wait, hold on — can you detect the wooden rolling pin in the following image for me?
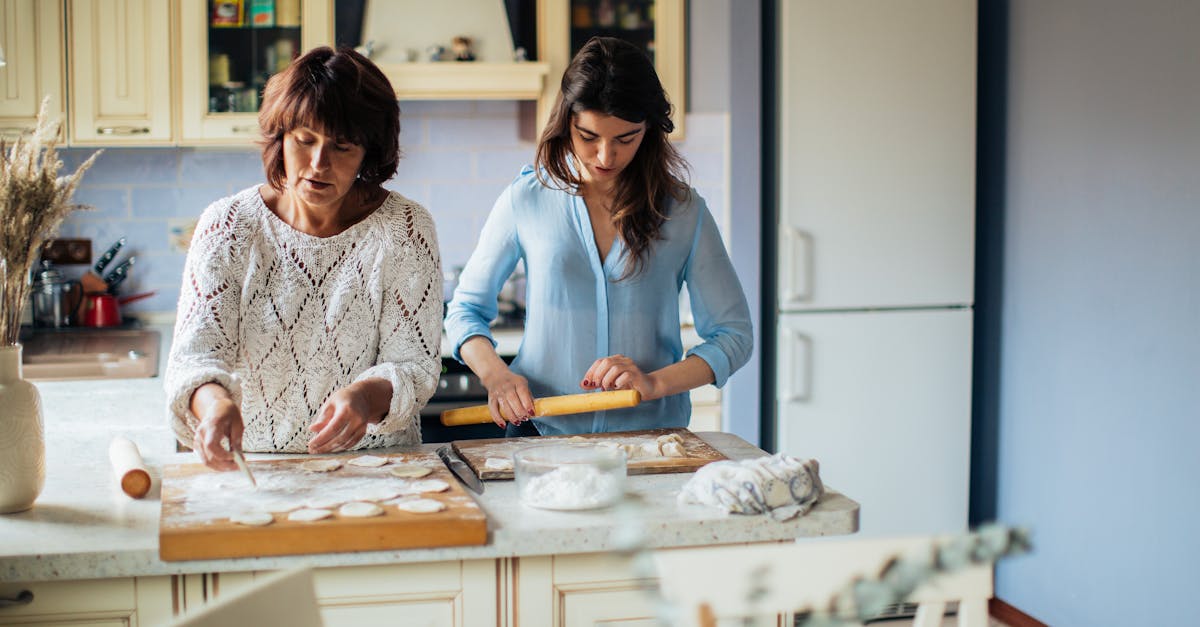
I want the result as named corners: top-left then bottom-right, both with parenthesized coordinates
top-left (109, 436), bottom-right (152, 499)
top-left (441, 389), bottom-right (642, 426)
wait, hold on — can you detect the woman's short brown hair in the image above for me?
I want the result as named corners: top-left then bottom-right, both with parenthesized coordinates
top-left (258, 46), bottom-right (400, 189)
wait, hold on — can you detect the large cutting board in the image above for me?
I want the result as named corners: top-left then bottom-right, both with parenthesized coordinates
top-left (453, 428), bottom-right (727, 480)
top-left (159, 451), bottom-right (486, 561)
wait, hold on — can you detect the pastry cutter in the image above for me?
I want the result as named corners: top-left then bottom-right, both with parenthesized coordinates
top-left (440, 389), bottom-right (641, 426)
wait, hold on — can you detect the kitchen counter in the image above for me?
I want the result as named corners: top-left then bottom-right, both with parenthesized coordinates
top-left (0, 378), bottom-right (859, 583)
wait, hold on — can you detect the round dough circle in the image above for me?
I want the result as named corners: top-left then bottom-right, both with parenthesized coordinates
top-left (408, 479), bottom-right (450, 494)
top-left (388, 464), bottom-right (432, 478)
top-left (338, 501), bottom-right (384, 518)
top-left (301, 459), bottom-right (343, 473)
top-left (393, 498), bottom-right (446, 514)
top-left (230, 512), bottom-right (274, 526)
top-left (305, 495), bottom-right (347, 510)
top-left (484, 457), bottom-right (513, 471)
top-left (288, 508), bottom-right (334, 522)
top-left (348, 455), bottom-right (389, 468)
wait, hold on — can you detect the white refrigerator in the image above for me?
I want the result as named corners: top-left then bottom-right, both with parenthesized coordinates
top-left (774, 0), bottom-right (977, 536)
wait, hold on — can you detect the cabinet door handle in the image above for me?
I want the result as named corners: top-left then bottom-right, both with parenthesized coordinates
top-left (780, 225), bottom-right (814, 306)
top-left (0, 590), bottom-right (34, 608)
top-left (781, 328), bottom-right (812, 402)
top-left (97, 126), bottom-right (151, 135)
top-left (231, 125), bottom-right (258, 134)
top-left (0, 126), bottom-right (31, 135)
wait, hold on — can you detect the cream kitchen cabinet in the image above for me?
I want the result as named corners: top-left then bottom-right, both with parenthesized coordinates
top-left (688, 384), bottom-right (722, 432)
top-left (67, 0), bottom-right (173, 145)
top-left (514, 553), bottom-right (659, 626)
top-left (178, 0), bottom-right (330, 144)
top-left (536, 0), bottom-right (686, 139)
top-left (0, 576), bottom-right (173, 626)
top-left (0, 0), bottom-right (65, 140)
top-left (179, 561), bottom-right (498, 626)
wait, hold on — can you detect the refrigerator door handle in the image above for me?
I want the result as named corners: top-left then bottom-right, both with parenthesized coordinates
top-left (780, 226), bottom-right (814, 307)
top-left (781, 328), bottom-right (813, 402)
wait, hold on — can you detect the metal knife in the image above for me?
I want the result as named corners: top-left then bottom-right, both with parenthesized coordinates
top-left (230, 448), bottom-right (257, 489)
top-left (437, 445), bottom-right (484, 494)
top-left (92, 238), bottom-right (125, 275)
top-left (103, 256), bottom-right (136, 292)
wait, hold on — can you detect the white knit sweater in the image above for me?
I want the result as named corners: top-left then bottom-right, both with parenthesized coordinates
top-left (165, 187), bottom-right (442, 452)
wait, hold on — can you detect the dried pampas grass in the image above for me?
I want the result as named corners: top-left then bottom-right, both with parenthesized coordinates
top-left (0, 98), bottom-right (102, 345)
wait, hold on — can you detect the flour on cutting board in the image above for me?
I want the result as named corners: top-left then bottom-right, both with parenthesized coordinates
top-left (168, 459), bottom-right (444, 525)
top-left (468, 433), bottom-right (693, 463)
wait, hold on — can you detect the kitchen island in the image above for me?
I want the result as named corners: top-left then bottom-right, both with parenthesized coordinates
top-left (0, 378), bottom-right (859, 626)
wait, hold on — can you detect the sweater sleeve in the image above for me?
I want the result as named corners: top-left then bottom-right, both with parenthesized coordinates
top-left (163, 197), bottom-right (248, 447)
top-left (682, 196), bottom-right (754, 388)
top-left (357, 199), bottom-right (443, 436)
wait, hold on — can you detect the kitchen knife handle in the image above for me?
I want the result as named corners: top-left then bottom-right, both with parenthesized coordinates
top-left (104, 257), bottom-right (136, 292)
top-left (440, 389), bottom-right (642, 426)
top-left (109, 436), bottom-right (151, 499)
top-left (93, 238), bottom-right (125, 274)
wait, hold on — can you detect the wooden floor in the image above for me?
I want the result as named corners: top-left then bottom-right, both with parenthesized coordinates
top-left (869, 617), bottom-right (1010, 627)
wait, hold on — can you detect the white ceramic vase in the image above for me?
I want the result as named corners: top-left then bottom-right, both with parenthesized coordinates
top-left (0, 344), bottom-right (45, 513)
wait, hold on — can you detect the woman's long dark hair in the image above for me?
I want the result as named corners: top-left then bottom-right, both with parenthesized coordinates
top-left (535, 37), bottom-right (689, 279)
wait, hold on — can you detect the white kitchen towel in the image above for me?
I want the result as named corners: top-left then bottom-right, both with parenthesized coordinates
top-left (677, 454), bottom-right (824, 521)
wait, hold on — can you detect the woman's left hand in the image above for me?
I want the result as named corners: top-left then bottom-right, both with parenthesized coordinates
top-left (308, 387), bottom-right (374, 453)
top-left (580, 354), bottom-right (662, 401)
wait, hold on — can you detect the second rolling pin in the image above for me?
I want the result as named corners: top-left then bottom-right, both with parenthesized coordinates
top-left (440, 389), bottom-right (642, 426)
top-left (109, 436), bottom-right (152, 499)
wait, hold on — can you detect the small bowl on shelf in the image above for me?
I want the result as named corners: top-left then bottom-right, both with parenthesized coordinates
top-left (513, 443), bottom-right (627, 511)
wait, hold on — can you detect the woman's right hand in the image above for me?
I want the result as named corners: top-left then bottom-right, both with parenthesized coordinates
top-left (191, 385), bottom-right (244, 471)
top-left (481, 368), bottom-right (536, 428)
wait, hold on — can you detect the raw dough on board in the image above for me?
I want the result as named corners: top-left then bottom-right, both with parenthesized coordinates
top-left (301, 459), bottom-right (343, 472)
top-left (393, 498), bottom-right (446, 513)
top-left (484, 457), bottom-right (513, 471)
top-left (339, 501), bottom-right (384, 518)
top-left (389, 464), bottom-right (432, 478)
top-left (230, 512), bottom-right (274, 526)
top-left (288, 508), bottom-right (334, 522)
top-left (347, 455), bottom-right (389, 468)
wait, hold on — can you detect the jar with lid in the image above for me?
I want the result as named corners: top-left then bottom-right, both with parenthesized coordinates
top-left (30, 265), bottom-right (82, 328)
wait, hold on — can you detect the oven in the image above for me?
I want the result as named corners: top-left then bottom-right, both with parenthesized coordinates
top-left (419, 356), bottom-right (509, 443)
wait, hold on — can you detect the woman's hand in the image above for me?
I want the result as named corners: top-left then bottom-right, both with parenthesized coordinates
top-left (193, 397), bottom-right (244, 472)
top-left (481, 368), bottom-right (536, 428)
top-left (581, 354), bottom-right (663, 401)
top-left (308, 382), bottom-right (386, 453)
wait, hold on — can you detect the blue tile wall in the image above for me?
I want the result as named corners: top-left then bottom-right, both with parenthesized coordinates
top-left (56, 107), bottom-right (727, 317)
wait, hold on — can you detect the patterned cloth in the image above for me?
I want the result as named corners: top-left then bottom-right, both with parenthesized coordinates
top-left (678, 454), bottom-right (824, 521)
top-left (165, 187), bottom-right (442, 452)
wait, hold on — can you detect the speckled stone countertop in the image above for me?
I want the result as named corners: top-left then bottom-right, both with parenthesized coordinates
top-left (0, 378), bottom-right (859, 583)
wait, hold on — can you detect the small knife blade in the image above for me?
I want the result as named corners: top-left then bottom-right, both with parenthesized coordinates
top-left (437, 445), bottom-right (484, 494)
top-left (230, 448), bottom-right (257, 489)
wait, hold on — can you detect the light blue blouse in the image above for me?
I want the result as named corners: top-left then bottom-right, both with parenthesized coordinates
top-left (444, 166), bottom-right (753, 435)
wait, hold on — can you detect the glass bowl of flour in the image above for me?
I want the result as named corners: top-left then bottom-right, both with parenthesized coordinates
top-left (514, 443), bottom-right (627, 511)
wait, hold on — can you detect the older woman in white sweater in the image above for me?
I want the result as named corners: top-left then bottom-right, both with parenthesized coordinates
top-left (166, 47), bottom-right (441, 471)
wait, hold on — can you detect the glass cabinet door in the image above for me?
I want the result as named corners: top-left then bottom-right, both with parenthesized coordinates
top-left (180, 0), bottom-right (331, 144)
top-left (569, 0), bottom-right (658, 62)
top-left (538, 0), bottom-right (684, 138)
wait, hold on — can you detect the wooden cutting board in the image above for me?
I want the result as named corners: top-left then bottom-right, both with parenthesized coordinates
top-left (452, 428), bottom-right (727, 481)
top-left (159, 451), bottom-right (487, 562)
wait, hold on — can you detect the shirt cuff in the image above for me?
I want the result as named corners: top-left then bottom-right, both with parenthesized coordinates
top-left (686, 343), bottom-right (734, 388)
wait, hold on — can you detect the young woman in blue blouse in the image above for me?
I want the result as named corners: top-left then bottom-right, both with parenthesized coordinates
top-left (444, 37), bottom-right (752, 436)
